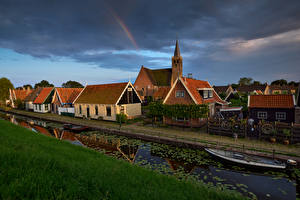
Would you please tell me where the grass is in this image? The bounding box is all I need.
[0,120,245,200]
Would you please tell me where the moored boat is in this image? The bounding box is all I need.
[205,148,286,169]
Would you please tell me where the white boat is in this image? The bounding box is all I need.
[205,148,286,169]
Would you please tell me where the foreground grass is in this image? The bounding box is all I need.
[0,120,245,200]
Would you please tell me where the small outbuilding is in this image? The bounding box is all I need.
[248,94,295,123]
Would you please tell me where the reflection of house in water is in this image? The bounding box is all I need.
[52,129,83,146]
[32,120,47,127]
[9,115,18,125]
[165,159,196,174]
[32,125,52,137]
[19,121,32,129]
[77,135,138,163]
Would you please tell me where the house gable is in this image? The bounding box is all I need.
[134,66,155,92]
[117,83,142,105]
[164,79,195,105]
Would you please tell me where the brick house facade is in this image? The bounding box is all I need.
[163,77,227,127]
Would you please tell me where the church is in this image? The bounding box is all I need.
[134,40,183,101]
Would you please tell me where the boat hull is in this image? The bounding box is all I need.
[205,148,286,170]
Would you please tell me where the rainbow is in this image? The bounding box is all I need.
[107,6,139,50]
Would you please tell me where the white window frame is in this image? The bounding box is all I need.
[276,112,286,120]
[203,90,208,99]
[208,90,213,98]
[257,111,267,119]
[175,90,184,98]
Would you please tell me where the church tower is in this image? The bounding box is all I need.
[171,40,183,86]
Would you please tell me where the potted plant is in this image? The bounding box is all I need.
[282,129,291,145]
[270,129,277,143]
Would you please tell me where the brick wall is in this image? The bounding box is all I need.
[164,80,194,105]
[134,67,155,96]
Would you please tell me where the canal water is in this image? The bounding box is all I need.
[0,111,298,200]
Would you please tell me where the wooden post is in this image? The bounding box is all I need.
[206,117,209,134]
[272,149,275,160]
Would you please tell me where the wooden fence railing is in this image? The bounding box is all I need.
[208,119,300,144]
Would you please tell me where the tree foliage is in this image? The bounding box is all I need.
[252,81,262,86]
[229,93,248,112]
[148,101,209,120]
[218,92,227,100]
[116,113,127,129]
[0,77,14,102]
[62,80,84,88]
[23,84,33,89]
[238,77,253,86]
[271,79,288,85]
[34,80,54,89]
[14,99,25,110]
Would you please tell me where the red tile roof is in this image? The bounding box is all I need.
[143,66,172,86]
[56,88,83,104]
[13,89,32,101]
[153,87,170,100]
[249,94,295,108]
[183,78,226,105]
[33,87,54,104]
[74,82,128,104]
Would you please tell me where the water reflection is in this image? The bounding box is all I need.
[0,111,298,200]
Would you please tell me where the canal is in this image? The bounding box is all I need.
[0,111,298,200]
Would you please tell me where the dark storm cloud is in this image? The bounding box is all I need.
[0,0,300,82]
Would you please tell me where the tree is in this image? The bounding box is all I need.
[238,77,253,86]
[288,81,299,86]
[23,84,33,89]
[219,92,227,100]
[62,80,84,88]
[0,77,14,103]
[34,80,54,89]
[271,79,287,85]
[116,113,127,129]
[252,81,262,86]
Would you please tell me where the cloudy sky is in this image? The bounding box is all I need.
[1,0,300,87]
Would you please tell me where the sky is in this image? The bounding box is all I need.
[0,0,300,87]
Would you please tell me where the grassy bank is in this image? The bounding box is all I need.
[0,120,245,200]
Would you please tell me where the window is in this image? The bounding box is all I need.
[203,90,208,98]
[45,104,48,111]
[79,105,82,114]
[95,106,98,116]
[106,106,111,116]
[175,117,188,121]
[208,90,213,98]
[276,112,286,120]
[175,90,184,98]
[39,105,41,110]
[120,105,125,114]
[257,112,267,119]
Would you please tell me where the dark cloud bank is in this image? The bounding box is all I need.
[1,0,300,84]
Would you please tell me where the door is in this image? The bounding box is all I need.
[87,106,90,118]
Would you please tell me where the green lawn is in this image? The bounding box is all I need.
[0,120,245,200]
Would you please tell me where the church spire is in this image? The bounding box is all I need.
[171,39,183,86]
[174,39,180,57]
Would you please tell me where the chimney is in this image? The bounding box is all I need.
[187,73,193,79]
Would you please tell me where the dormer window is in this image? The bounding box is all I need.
[198,88,213,99]
[209,90,213,98]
